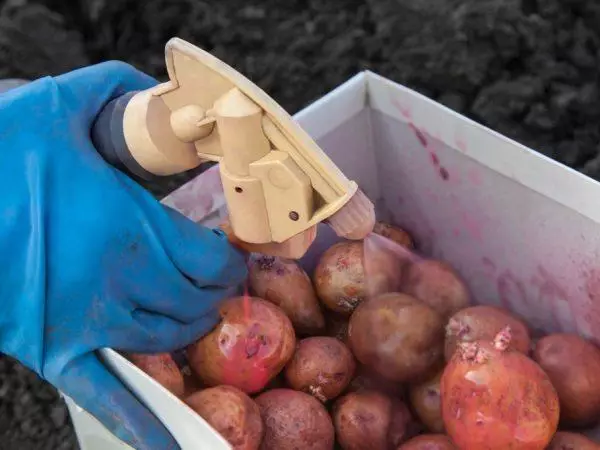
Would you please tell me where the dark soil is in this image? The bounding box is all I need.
[1,0,599,448]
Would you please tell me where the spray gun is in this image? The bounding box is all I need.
[92,38,376,259]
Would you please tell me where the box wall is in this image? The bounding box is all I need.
[364,71,600,345]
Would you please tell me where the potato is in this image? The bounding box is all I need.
[284,336,355,402]
[396,434,457,449]
[546,431,600,450]
[348,292,445,382]
[332,391,412,450]
[248,254,325,336]
[408,368,444,433]
[401,259,469,319]
[444,305,531,361]
[441,328,559,450]
[186,385,263,450]
[125,352,185,398]
[313,241,403,316]
[255,388,334,450]
[532,333,600,427]
[187,297,296,394]
[372,221,415,250]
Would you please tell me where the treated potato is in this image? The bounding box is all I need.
[186,385,263,450]
[284,336,355,402]
[441,328,560,450]
[255,388,334,450]
[187,297,296,394]
[248,254,325,336]
[444,305,531,361]
[409,368,444,433]
[372,221,415,250]
[313,241,403,316]
[401,259,469,319]
[532,333,600,427]
[396,434,457,450]
[546,431,600,449]
[126,352,185,398]
[333,391,412,450]
[348,292,445,382]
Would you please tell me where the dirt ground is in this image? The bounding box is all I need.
[1,0,599,448]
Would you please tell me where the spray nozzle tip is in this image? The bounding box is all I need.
[328,189,376,240]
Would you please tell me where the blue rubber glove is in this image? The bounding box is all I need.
[0,62,247,449]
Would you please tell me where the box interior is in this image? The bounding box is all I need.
[299,72,600,348]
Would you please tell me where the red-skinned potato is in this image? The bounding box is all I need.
[546,431,600,450]
[125,353,185,398]
[401,259,469,319]
[373,221,415,250]
[348,292,445,382]
[186,385,263,450]
[284,336,355,402]
[409,368,444,433]
[444,305,531,361]
[396,434,457,450]
[440,327,559,450]
[313,241,364,316]
[532,333,600,427]
[248,254,325,336]
[187,297,296,394]
[255,388,334,450]
[333,391,412,450]
[313,241,403,316]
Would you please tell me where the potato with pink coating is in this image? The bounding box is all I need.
[187,297,296,394]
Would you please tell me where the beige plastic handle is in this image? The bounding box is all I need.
[121,37,375,257]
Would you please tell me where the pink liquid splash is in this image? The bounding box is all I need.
[362,231,422,300]
[218,269,274,393]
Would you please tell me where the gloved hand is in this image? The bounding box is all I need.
[0,62,247,449]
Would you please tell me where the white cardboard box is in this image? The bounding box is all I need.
[65,70,600,449]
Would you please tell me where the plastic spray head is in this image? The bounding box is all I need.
[327,188,376,240]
